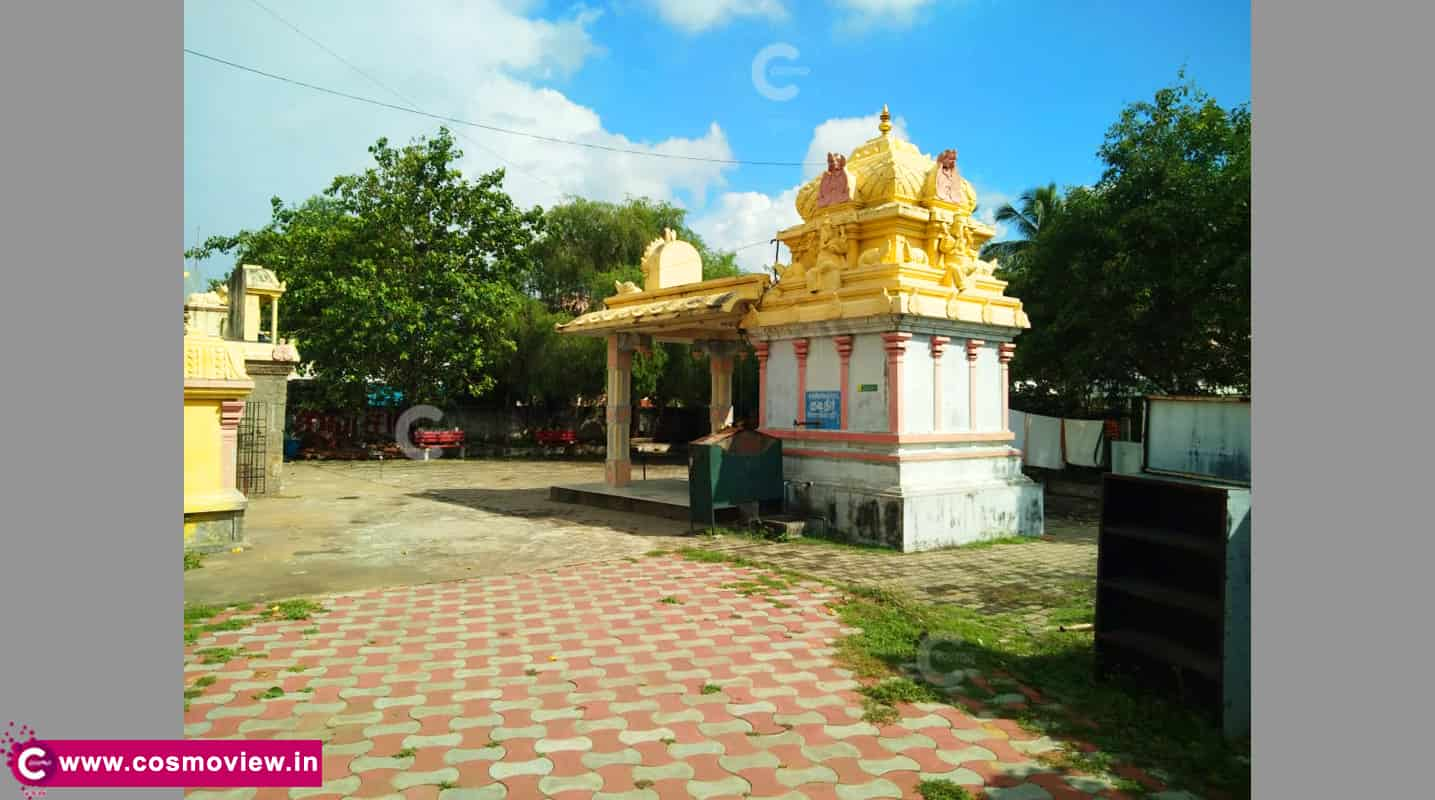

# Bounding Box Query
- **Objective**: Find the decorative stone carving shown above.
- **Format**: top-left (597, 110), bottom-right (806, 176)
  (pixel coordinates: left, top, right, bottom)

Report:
top-left (184, 337), bottom-right (249, 382)
top-left (817, 153), bottom-right (853, 208)
top-left (614, 280), bottom-right (643, 295)
top-left (807, 217), bottom-right (847, 293)
top-left (639, 227), bottom-right (703, 292)
top-left (271, 339), bottom-right (301, 363)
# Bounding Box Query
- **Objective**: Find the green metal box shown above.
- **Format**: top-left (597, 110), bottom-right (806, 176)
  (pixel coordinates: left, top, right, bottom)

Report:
top-left (688, 429), bottom-right (783, 526)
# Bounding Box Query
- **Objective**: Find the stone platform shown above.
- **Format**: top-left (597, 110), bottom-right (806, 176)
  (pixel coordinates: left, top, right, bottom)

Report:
top-left (550, 478), bottom-right (743, 525)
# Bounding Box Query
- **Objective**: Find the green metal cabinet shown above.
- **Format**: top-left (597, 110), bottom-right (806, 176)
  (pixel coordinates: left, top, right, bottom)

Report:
top-left (688, 429), bottom-right (783, 526)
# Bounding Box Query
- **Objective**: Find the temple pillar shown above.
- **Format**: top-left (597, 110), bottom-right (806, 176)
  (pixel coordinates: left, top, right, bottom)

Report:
top-left (930, 336), bottom-right (951, 430)
top-left (882, 332), bottom-right (913, 433)
top-left (699, 340), bottom-right (739, 433)
top-left (834, 336), bottom-right (854, 430)
top-left (966, 339), bottom-right (985, 431)
top-left (793, 339), bottom-right (810, 426)
top-left (605, 334), bottom-right (637, 487)
top-left (753, 342), bottom-right (771, 429)
top-left (999, 343), bottom-right (1016, 431)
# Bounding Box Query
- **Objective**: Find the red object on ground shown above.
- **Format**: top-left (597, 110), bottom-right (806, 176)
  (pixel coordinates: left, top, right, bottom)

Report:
top-left (413, 429), bottom-right (465, 448)
top-left (534, 429), bottom-right (577, 446)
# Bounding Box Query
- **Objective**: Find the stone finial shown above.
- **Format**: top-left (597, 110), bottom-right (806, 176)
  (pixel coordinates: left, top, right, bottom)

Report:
top-left (878, 104), bottom-right (892, 135)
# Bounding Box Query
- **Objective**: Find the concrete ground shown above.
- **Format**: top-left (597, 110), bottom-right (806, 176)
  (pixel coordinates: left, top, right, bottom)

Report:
top-left (187, 460), bottom-right (1098, 624)
top-left (185, 460), bottom-right (695, 606)
top-left (185, 556), bottom-right (1177, 800)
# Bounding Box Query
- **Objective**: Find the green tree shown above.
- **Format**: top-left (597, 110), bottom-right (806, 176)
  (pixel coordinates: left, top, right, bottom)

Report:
top-left (503, 197), bottom-right (745, 410)
top-left (978, 183), bottom-right (1064, 269)
top-left (186, 128), bottom-right (545, 410)
top-left (1008, 74), bottom-right (1250, 412)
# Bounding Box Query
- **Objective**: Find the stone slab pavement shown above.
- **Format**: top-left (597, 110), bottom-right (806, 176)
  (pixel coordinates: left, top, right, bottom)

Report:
top-left (184, 556), bottom-right (1176, 800)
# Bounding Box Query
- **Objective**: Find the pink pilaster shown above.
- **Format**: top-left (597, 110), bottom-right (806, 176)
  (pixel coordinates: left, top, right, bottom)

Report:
top-left (999, 343), bottom-right (1016, 433)
top-left (930, 336), bottom-right (951, 431)
top-left (219, 399), bottom-right (246, 491)
top-left (881, 333), bottom-right (913, 434)
top-left (966, 339), bottom-right (985, 431)
top-left (753, 341), bottom-right (771, 429)
top-left (834, 336), bottom-right (854, 430)
top-left (793, 339), bottom-right (810, 426)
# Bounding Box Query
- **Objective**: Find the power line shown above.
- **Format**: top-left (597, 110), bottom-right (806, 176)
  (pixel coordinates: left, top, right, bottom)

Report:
top-left (184, 47), bottom-right (822, 168)
top-left (242, 0), bottom-right (566, 199)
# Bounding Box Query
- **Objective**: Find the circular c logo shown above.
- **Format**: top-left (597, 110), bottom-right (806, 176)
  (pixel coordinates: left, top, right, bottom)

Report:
top-left (15, 743), bottom-right (56, 785)
top-left (393, 404), bottom-right (445, 461)
top-left (751, 43), bottom-right (805, 102)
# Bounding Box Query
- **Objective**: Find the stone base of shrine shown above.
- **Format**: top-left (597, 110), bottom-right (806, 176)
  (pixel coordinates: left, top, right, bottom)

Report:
top-left (184, 509), bottom-right (247, 553)
top-left (550, 478), bottom-right (750, 525)
top-left (782, 448), bottom-right (1044, 552)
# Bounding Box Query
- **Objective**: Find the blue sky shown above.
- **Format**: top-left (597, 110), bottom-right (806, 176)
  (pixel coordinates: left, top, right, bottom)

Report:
top-left (184, 0), bottom-right (1250, 288)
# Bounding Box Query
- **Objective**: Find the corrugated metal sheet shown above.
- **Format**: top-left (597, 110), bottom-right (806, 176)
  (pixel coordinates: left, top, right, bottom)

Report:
top-left (1144, 396), bottom-right (1251, 484)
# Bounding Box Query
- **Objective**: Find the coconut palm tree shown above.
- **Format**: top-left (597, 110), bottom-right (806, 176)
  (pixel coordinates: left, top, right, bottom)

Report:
top-left (979, 183), bottom-right (1064, 265)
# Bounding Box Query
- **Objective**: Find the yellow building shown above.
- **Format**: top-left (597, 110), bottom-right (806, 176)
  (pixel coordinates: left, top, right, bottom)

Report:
top-left (183, 293), bottom-right (254, 551)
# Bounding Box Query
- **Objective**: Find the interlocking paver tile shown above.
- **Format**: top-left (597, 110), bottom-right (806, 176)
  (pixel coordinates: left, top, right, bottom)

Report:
top-left (185, 554), bottom-right (1169, 800)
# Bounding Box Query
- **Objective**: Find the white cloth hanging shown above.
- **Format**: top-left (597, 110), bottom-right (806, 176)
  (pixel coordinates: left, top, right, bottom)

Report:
top-left (1024, 414), bottom-right (1064, 470)
top-left (1063, 418), bottom-right (1106, 467)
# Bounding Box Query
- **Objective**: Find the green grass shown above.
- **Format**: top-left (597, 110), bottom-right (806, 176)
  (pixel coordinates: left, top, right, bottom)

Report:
top-left (916, 779), bottom-right (974, 800)
top-left (185, 598), bottom-right (328, 650)
top-left (633, 780), bottom-right (654, 789)
top-left (195, 647), bottom-right (242, 664)
top-left (949, 535), bottom-right (1036, 550)
top-left (184, 550), bottom-right (205, 571)
top-left (394, 747), bottom-right (417, 759)
top-left (286, 665), bottom-right (309, 673)
top-left (193, 675), bottom-right (217, 689)
top-left (659, 596), bottom-right (682, 605)
top-left (437, 781), bottom-right (457, 791)
top-left (833, 582), bottom-right (1249, 797)
top-left (252, 686), bottom-right (284, 700)
top-left (701, 683), bottom-right (722, 695)
top-left (671, 543), bottom-right (1249, 798)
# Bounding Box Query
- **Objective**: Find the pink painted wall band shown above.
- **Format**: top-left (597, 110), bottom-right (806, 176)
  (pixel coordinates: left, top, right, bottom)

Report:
top-left (759, 428), bottom-right (1014, 444)
top-left (784, 446), bottom-right (1021, 464)
top-left (834, 335), bottom-right (854, 430)
top-left (881, 332), bottom-right (913, 433)
top-left (219, 399), bottom-right (245, 491)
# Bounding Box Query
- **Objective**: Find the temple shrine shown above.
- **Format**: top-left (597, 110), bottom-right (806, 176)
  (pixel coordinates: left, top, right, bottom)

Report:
top-left (556, 107), bottom-right (1043, 550)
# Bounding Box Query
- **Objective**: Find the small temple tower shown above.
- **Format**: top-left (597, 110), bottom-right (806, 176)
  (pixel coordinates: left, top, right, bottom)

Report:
top-left (553, 106), bottom-right (1043, 551)
top-left (225, 265), bottom-right (301, 496)
top-left (748, 106), bottom-right (1041, 549)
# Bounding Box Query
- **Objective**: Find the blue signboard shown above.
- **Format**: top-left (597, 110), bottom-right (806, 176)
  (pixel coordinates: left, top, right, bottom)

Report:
top-left (805, 391), bottom-right (841, 430)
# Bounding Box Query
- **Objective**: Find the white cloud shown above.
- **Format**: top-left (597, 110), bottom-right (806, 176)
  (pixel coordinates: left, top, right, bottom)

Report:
top-left (690, 188), bottom-right (803, 272)
top-left (642, 0), bottom-right (789, 33)
top-left (827, 0), bottom-right (939, 32)
top-left (448, 73), bottom-right (735, 211)
top-left (800, 112), bottom-right (910, 178)
top-left (973, 186), bottom-right (1012, 242)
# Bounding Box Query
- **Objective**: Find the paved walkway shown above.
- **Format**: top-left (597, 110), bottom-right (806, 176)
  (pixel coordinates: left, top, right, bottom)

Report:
top-left (184, 557), bottom-right (1170, 800)
top-left (695, 523), bottom-right (1096, 626)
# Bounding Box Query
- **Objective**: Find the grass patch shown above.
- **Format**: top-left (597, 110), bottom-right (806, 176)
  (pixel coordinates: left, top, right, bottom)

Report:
top-left (701, 684), bottom-right (722, 695)
top-left (394, 747), bottom-right (417, 759)
top-left (832, 582), bottom-right (1249, 797)
top-left (269, 599), bottom-right (326, 621)
top-left (184, 605), bottom-right (222, 624)
top-left (860, 697), bottom-right (900, 725)
top-left (643, 549), bottom-right (670, 558)
top-left (659, 596), bottom-right (683, 605)
top-left (183, 687), bottom-right (205, 700)
top-left (917, 779), bottom-right (974, 800)
top-left (193, 675), bottom-right (217, 689)
top-left (633, 780), bottom-right (654, 789)
top-left (437, 781), bottom-right (457, 791)
top-left (195, 647), bottom-right (242, 665)
top-left (252, 686), bottom-right (284, 701)
top-left (950, 536), bottom-right (1035, 550)
top-left (184, 550), bottom-right (205, 571)
top-left (301, 627), bottom-right (320, 635)
top-left (185, 598), bottom-right (327, 650)
top-left (286, 665), bottom-right (309, 673)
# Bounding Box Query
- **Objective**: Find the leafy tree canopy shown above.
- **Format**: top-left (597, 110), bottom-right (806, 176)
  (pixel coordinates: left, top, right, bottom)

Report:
top-left (186, 128), bottom-right (545, 410)
top-left (1006, 73), bottom-right (1250, 414)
